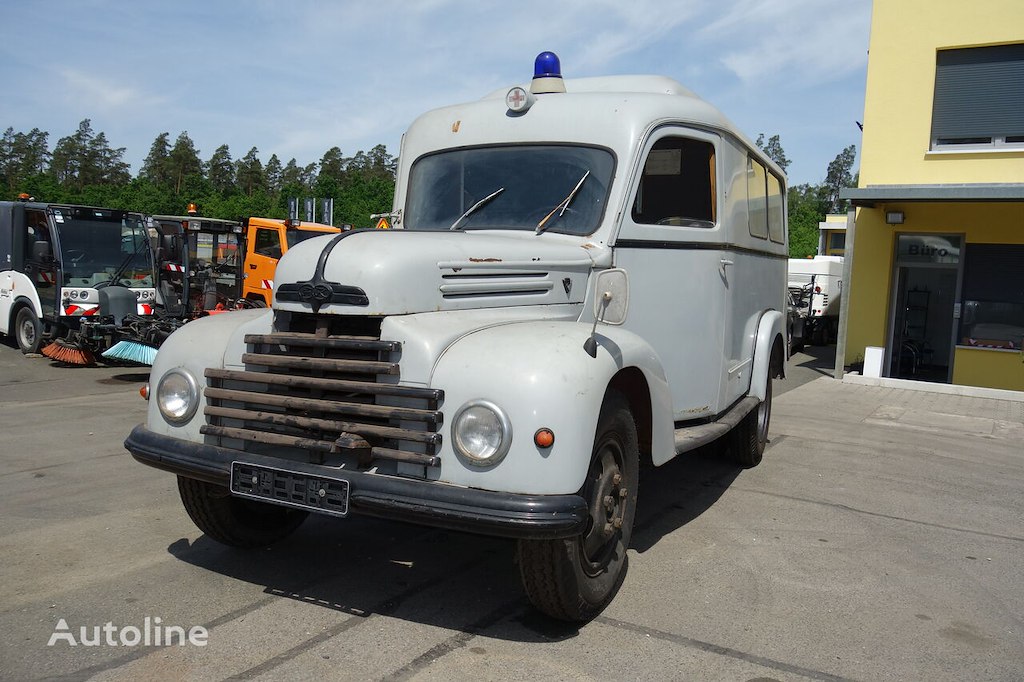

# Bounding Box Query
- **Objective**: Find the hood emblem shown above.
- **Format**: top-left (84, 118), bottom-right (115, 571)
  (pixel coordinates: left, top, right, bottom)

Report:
top-left (300, 283), bottom-right (334, 305)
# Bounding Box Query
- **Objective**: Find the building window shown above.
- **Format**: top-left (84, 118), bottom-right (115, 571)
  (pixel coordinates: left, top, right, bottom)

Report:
top-left (959, 243), bottom-right (1024, 350)
top-left (631, 137), bottom-right (716, 228)
top-left (826, 230), bottom-right (846, 256)
top-left (930, 43), bottom-right (1024, 150)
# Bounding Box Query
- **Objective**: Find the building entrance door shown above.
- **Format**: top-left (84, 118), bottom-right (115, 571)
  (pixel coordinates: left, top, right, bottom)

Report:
top-left (887, 234), bottom-right (962, 382)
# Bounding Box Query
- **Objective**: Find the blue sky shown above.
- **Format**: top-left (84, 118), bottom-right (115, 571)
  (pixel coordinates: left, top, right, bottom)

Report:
top-left (0, 0), bottom-right (872, 187)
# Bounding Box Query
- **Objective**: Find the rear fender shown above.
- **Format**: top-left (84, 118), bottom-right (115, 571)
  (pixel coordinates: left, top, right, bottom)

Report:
top-left (750, 309), bottom-right (786, 401)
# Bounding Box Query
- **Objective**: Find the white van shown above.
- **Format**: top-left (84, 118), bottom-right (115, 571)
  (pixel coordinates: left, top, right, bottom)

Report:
top-left (126, 52), bottom-right (789, 622)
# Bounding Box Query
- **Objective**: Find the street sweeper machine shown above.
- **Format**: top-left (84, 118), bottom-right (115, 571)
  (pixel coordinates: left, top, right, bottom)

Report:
top-left (0, 199), bottom-right (157, 365)
top-left (102, 215), bottom-right (342, 365)
top-left (102, 214), bottom-right (261, 365)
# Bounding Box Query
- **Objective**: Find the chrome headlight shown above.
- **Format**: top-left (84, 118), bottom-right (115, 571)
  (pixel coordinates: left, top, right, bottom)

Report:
top-left (157, 368), bottom-right (199, 424)
top-left (452, 400), bottom-right (512, 466)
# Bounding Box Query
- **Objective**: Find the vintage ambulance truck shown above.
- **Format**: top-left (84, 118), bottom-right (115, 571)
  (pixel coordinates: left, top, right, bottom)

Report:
top-left (126, 53), bottom-right (789, 622)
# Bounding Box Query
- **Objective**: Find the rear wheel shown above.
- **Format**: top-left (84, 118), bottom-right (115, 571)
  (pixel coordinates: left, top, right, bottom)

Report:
top-left (15, 307), bottom-right (42, 354)
top-left (517, 391), bottom-right (638, 622)
top-left (727, 366), bottom-right (773, 468)
top-left (177, 476), bottom-right (308, 548)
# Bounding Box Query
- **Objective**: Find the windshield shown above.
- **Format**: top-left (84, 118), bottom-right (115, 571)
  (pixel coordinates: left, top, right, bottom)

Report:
top-left (287, 229), bottom-right (330, 249)
top-left (404, 145), bottom-right (614, 234)
top-left (53, 208), bottom-right (153, 287)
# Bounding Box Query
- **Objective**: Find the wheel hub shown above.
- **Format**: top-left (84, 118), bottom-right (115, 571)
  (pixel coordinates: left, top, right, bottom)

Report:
top-left (582, 448), bottom-right (627, 571)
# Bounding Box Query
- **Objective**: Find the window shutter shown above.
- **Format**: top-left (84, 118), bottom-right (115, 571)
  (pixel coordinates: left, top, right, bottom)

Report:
top-left (931, 43), bottom-right (1024, 141)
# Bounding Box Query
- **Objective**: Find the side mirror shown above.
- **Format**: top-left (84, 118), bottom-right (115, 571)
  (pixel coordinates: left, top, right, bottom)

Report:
top-left (32, 240), bottom-right (52, 261)
top-left (583, 269), bottom-right (629, 357)
top-left (592, 268), bottom-right (629, 325)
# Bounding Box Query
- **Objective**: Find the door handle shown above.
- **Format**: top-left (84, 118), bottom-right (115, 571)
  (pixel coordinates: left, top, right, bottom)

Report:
top-left (249, 263), bottom-right (256, 269)
top-left (720, 259), bottom-right (734, 267)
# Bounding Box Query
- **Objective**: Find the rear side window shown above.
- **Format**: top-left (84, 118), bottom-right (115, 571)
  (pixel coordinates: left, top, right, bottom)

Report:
top-left (632, 137), bottom-right (716, 228)
top-left (767, 172), bottom-right (784, 244)
top-left (747, 158), bottom-right (768, 239)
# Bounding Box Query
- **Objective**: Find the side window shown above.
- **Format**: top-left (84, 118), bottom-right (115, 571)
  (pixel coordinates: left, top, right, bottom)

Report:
top-left (747, 157), bottom-right (768, 239)
top-left (767, 171), bottom-right (785, 244)
top-left (254, 228), bottom-right (282, 259)
top-left (632, 136), bottom-right (716, 227)
top-left (24, 210), bottom-right (51, 262)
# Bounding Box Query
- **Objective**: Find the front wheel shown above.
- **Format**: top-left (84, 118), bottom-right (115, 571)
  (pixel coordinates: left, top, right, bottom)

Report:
top-left (177, 476), bottom-right (308, 548)
top-left (517, 391), bottom-right (639, 622)
top-left (15, 307), bottom-right (43, 354)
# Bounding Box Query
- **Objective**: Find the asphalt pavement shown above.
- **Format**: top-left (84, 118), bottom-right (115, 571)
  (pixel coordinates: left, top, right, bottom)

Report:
top-left (0, 339), bottom-right (1021, 681)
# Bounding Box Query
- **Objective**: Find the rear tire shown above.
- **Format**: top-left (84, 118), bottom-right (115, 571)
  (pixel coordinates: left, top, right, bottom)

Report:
top-left (727, 368), bottom-right (772, 468)
top-left (517, 391), bottom-right (638, 622)
top-left (15, 307), bottom-right (42, 354)
top-left (177, 476), bottom-right (308, 548)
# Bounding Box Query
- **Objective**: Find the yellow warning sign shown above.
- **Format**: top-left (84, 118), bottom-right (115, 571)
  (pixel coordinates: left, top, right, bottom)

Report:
top-left (375, 218), bottom-right (390, 229)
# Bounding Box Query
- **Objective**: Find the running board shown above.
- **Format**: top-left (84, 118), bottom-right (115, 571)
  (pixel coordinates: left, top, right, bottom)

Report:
top-left (673, 396), bottom-right (760, 455)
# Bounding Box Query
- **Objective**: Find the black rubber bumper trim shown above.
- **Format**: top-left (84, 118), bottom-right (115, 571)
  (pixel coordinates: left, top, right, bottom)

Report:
top-left (125, 425), bottom-right (588, 540)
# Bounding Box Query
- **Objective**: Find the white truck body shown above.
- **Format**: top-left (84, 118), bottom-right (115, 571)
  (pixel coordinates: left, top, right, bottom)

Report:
top-left (126, 54), bottom-right (789, 621)
top-left (788, 255), bottom-right (843, 318)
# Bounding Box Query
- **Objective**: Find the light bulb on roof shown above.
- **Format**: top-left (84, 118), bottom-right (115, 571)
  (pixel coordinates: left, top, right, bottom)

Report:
top-left (530, 51), bottom-right (566, 94)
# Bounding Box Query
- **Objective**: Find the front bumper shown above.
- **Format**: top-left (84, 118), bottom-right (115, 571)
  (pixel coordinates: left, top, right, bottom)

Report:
top-left (125, 425), bottom-right (588, 540)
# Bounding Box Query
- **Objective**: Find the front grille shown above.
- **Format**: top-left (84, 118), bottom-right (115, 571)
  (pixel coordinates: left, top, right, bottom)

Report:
top-left (202, 313), bottom-right (443, 475)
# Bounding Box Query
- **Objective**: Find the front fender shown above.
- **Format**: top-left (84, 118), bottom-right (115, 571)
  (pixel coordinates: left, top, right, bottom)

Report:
top-left (146, 308), bottom-right (274, 441)
top-left (430, 320), bottom-right (673, 495)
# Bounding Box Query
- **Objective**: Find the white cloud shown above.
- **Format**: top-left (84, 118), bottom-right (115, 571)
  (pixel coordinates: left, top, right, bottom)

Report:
top-left (701, 0), bottom-right (871, 86)
top-left (60, 69), bottom-right (151, 111)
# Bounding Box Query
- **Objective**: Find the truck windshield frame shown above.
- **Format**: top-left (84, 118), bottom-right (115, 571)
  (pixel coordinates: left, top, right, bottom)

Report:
top-left (404, 144), bottom-right (615, 235)
top-left (286, 229), bottom-right (330, 249)
top-left (51, 209), bottom-right (153, 286)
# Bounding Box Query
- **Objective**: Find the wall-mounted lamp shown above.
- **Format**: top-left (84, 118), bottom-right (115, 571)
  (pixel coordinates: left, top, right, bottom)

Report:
top-left (886, 210), bottom-right (905, 225)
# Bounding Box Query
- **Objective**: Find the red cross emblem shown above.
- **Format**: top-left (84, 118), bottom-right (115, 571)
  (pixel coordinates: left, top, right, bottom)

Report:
top-left (507, 87), bottom-right (526, 109)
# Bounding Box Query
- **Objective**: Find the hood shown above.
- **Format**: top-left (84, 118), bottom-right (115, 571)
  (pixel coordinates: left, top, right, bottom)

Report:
top-left (273, 230), bottom-right (598, 315)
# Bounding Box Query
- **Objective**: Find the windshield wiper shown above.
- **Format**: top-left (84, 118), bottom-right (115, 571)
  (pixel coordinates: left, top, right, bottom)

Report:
top-left (535, 170), bottom-right (590, 235)
top-left (104, 231), bottom-right (150, 286)
top-left (450, 187), bottom-right (506, 231)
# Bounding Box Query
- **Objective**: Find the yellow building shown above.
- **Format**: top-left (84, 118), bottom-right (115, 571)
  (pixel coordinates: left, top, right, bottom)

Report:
top-left (819, 214), bottom-right (848, 256)
top-left (838, 0), bottom-right (1024, 391)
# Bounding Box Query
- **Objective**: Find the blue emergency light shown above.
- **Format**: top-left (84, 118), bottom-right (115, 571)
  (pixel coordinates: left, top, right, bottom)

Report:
top-left (534, 51), bottom-right (562, 79)
top-left (531, 51), bottom-right (566, 94)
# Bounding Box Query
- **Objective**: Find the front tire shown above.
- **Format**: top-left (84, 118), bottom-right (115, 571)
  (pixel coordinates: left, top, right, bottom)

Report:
top-left (517, 391), bottom-right (639, 622)
top-left (177, 476), bottom-right (308, 548)
top-left (15, 307), bottom-right (42, 354)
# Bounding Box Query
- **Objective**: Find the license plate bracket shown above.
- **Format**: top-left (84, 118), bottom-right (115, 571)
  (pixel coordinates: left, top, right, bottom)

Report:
top-left (230, 462), bottom-right (350, 517)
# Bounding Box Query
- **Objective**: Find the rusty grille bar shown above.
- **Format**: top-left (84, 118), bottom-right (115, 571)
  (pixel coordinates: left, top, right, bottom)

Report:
top-left (201, 321), bottom-right (443, 470)
top-left (240, 353), bottom-right (399, 375)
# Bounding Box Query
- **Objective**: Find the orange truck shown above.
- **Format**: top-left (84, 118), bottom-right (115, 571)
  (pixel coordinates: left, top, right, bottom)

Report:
top-left (241, 217), bottom-right (341, 305)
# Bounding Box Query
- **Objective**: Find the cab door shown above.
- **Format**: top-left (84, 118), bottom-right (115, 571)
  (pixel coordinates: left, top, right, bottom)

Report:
top-left (613, 127), bottom-right (727, 420)
top-left (244, 225), bottom-right (282, 304)
top-left (25, 208), bottom-right (59, 320)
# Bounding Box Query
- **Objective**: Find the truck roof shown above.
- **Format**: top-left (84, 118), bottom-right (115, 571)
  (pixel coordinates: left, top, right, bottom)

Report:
top-left (245, 216), bottom-right (341, 233)
top-left (400, 74), bottom-right (765, 173)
